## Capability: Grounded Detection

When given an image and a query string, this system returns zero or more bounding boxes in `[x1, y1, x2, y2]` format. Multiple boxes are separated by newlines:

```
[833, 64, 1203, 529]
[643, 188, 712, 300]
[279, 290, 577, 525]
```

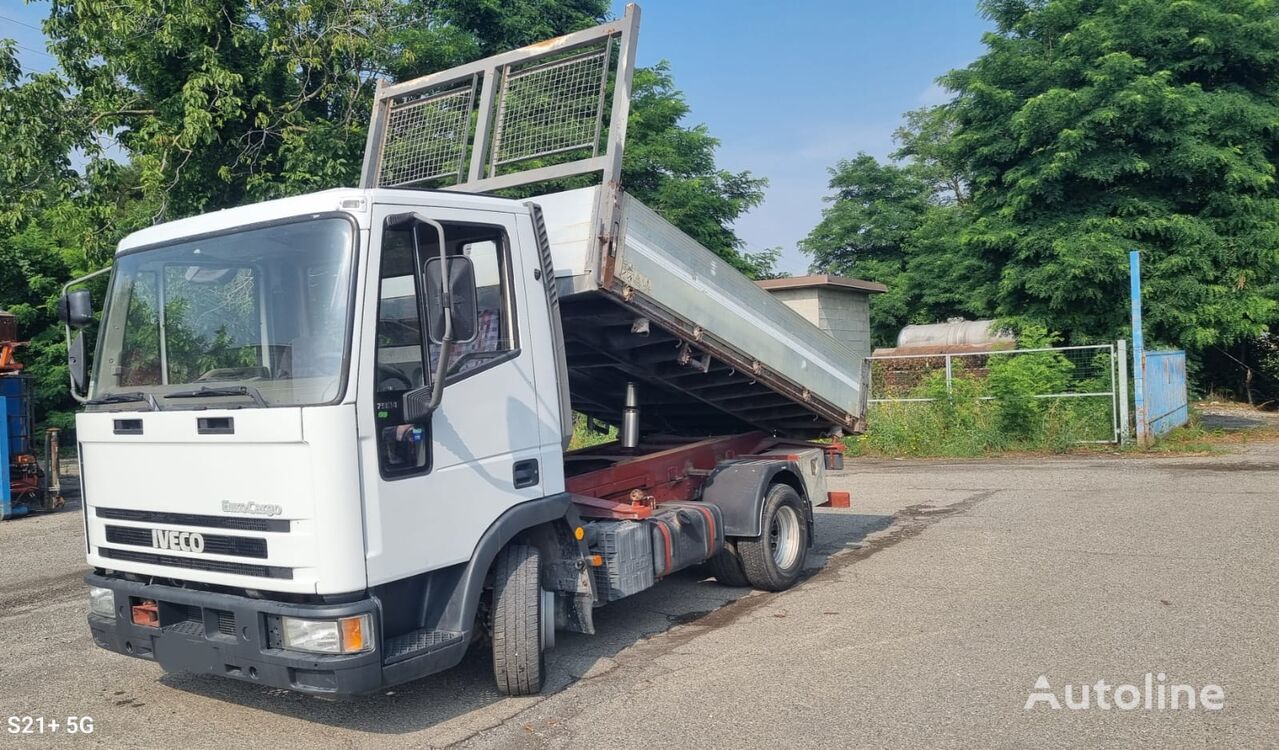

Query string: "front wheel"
[490, 544, 547, 695]
[737, 484, 809, 591]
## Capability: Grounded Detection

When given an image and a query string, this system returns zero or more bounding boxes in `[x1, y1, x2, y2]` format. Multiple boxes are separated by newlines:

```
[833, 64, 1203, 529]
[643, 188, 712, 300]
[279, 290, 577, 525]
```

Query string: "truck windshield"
[89, 216, 357, 409]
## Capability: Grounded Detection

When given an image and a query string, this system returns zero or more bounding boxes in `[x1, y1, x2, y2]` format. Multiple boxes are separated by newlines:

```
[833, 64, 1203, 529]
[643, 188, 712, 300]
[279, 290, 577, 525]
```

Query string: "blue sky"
[2, 0, 991, 275]
[614, 1, 991, 274]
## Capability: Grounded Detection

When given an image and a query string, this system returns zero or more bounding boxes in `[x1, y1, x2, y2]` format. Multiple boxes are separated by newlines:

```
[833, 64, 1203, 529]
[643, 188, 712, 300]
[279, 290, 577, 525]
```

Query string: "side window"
[372, 220, 517, 479]
[374, 224, 429, 477]
[118, 272, 160, 387]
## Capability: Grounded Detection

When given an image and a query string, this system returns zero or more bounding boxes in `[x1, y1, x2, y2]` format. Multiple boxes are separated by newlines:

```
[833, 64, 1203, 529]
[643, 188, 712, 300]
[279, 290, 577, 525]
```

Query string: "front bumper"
[86, 572, 383, 695]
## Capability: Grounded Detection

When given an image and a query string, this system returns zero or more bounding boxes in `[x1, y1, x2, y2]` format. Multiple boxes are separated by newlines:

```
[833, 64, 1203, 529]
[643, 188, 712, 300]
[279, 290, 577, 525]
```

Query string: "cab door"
[357, 204, 548, 586]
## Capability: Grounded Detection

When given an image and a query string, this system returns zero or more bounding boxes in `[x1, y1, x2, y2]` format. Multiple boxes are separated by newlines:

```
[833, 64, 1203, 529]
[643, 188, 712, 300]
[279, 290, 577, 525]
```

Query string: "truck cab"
[74, 188, 580, 693]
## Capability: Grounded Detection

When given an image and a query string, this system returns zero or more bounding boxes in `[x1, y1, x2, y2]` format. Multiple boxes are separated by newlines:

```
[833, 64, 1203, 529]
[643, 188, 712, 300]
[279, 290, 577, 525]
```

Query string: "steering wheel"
[376, 365, 413, 392]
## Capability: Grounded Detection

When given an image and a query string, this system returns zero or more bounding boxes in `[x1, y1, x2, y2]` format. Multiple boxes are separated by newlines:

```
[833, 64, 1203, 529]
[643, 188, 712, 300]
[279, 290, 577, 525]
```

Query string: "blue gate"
[1144, 350, 1188, 438]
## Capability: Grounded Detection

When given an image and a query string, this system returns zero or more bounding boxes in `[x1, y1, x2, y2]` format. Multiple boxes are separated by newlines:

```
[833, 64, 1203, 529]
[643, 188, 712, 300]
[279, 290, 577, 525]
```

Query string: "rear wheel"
[490, 544, 547, 695]
[738, 484, 809, 591]
[708, 542, 750, 587]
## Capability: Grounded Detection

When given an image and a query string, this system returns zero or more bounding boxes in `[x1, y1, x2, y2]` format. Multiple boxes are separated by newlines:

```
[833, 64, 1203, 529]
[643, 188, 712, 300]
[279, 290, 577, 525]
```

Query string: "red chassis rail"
[565, 432, 774, 519]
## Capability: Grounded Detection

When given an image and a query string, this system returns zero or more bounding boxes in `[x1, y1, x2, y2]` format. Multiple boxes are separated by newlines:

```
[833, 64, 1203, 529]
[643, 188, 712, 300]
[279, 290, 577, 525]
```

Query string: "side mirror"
[68, 330, 87, 393]
[424, 256, 478, 344]
[57, 290, 93, 329]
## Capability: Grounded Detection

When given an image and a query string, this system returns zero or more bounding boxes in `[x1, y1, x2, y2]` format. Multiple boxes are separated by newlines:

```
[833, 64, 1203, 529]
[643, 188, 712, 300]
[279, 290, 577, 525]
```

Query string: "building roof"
[755, 274, 888, 294]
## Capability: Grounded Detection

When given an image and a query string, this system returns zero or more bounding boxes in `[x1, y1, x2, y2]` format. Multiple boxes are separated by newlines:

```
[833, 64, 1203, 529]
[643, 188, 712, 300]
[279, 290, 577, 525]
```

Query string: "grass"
[569, 413, 617, 451]
[844, 404, 1279, 459]
[845, 395, 1115, 458]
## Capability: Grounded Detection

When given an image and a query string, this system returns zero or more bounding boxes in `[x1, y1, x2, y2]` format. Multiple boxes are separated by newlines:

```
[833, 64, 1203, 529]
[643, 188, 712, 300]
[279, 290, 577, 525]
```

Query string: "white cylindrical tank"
[896, 320, 1012, 349]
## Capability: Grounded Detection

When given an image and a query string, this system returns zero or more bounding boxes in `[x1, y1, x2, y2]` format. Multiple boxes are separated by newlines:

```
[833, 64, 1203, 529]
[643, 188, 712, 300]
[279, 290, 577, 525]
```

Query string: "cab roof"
[116, 188, 530, 254]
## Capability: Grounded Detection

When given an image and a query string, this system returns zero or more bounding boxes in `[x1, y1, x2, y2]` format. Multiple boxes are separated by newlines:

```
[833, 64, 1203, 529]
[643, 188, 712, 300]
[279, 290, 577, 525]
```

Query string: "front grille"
[99, 547, 292, 579]
[213, 609, 236, 636]
[96, 507, 289, 533]
[104, 525, 268, 559]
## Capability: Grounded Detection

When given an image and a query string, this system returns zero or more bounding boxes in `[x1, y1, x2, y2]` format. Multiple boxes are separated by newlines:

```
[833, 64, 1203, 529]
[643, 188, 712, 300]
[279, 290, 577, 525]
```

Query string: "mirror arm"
[398, 214, 454, 424]
[62, 267, 111, 403]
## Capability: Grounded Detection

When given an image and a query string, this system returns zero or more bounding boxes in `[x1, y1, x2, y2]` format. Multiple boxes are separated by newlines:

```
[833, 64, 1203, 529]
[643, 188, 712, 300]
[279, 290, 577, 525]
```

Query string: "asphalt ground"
[1, 445, 1276, 748]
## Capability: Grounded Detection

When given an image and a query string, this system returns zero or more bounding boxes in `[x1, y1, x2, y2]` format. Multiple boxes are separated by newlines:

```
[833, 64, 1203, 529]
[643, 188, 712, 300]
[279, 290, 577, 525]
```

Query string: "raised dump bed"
[535, 186, 866, 438]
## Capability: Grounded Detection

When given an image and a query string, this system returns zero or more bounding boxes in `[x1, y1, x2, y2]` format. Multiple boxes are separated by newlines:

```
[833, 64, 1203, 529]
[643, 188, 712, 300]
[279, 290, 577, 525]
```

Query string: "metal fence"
[867, 343, 1122, 443]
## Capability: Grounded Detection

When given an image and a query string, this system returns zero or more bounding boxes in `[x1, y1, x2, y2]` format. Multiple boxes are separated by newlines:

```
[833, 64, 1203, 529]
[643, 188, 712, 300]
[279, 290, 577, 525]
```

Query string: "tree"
[41, 0, 604, 216]
[802, 154, 933, 345]
[623, 63, 769, 276]
[944, 0, 1279, 348]
[800, 109, 992, 346]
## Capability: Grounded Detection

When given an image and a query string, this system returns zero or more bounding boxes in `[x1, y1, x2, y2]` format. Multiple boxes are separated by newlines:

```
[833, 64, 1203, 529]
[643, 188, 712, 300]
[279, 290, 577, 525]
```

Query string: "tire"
[708, 542, 750, 587]
[490, 544, 545, 696]
[737, 484, 809, 592]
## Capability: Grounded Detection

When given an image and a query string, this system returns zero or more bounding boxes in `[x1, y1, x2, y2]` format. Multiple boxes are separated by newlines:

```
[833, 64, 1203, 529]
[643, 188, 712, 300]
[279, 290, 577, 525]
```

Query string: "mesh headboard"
[361, 4, 640, 195]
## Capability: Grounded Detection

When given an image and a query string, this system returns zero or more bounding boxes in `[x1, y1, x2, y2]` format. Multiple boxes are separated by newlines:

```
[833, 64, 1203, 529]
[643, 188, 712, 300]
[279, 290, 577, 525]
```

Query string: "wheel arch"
[701, 459, 811, 538]
[433, 493, 576, 635]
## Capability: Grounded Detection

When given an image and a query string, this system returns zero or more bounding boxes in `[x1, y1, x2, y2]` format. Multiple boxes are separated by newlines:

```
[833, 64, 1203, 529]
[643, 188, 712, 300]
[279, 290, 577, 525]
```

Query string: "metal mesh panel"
[378, 80, 477, 188]
[490, 45, 610, 171]
[361, 7, 638, 192]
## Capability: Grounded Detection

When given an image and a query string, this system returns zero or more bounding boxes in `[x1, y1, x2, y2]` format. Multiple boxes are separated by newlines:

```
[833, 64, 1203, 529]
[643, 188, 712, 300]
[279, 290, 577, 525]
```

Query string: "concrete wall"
[767, 287, 873, 366]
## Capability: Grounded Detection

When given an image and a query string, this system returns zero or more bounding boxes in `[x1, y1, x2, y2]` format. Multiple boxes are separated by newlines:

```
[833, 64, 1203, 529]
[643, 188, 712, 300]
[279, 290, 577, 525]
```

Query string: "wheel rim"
[769, 504, 802, 570]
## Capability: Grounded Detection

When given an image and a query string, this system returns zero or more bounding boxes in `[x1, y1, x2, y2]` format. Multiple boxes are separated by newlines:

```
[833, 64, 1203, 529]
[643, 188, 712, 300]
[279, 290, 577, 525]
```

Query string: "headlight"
[281, 614, 373, 654]
[88, 586, 115, 619]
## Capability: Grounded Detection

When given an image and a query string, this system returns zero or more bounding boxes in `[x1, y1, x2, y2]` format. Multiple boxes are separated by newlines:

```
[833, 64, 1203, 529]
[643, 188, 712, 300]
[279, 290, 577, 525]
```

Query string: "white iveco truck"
[59, 6, 866, 696]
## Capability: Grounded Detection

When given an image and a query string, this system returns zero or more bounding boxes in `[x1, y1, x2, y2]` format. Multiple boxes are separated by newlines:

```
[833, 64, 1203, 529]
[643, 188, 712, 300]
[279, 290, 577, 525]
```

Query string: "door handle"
[512, 459, 539, 489]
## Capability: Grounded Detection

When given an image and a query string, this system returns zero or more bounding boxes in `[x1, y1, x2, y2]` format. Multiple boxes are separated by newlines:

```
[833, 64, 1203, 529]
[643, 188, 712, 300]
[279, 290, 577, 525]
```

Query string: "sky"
[612, 0, 992, 274]
[1, 0, 992, 276]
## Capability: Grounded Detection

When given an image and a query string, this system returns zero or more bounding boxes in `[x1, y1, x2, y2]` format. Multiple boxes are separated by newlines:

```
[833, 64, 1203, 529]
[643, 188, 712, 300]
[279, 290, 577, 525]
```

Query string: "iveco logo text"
[222, 500, 283, 517]
[151, 529, 205, 554]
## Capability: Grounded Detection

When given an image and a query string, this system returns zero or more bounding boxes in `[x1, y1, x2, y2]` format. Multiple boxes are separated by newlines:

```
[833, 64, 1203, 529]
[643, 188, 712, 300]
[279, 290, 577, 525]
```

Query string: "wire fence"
[867, 344, 1121, 444]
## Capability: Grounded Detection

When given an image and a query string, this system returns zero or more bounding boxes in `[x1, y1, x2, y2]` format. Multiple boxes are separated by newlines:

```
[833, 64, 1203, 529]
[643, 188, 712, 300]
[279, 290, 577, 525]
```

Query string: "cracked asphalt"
[2, 445, 1277, 748]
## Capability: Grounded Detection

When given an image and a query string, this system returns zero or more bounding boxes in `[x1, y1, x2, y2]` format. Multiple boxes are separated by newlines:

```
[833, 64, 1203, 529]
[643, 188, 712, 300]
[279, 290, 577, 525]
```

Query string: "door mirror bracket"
[59, 268, 111, 402]
[384, 213, 478, 425]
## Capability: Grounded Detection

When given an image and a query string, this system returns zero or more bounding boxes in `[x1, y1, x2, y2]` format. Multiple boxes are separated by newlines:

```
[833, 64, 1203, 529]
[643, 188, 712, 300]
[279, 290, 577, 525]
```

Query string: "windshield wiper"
[86, 391, 161, 411]
[164, 385, 268, 408]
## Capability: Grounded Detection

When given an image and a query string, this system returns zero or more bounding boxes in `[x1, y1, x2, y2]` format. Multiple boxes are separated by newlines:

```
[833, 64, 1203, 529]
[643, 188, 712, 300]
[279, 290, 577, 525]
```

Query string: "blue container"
[0, 375, 33, 458]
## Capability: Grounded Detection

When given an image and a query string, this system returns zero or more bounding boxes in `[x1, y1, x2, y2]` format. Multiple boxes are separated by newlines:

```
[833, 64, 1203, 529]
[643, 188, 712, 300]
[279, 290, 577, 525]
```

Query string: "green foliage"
[985, 324, 1072, 436]
[622, 63, 770, 276]
[946, 0, 1279, 347]
[569, 412, 615, 450]
[808, 0, 1279, 385]
[800, 108, 993, 347]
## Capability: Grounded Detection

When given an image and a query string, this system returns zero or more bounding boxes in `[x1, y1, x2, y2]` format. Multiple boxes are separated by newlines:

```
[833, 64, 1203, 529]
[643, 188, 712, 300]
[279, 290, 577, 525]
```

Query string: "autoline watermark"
[1025, 673, 1225, 711]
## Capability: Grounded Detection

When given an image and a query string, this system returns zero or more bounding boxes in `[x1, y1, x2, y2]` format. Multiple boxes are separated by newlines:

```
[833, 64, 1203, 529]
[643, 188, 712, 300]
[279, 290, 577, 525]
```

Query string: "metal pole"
[1129, 251, 1148, 447]
[944, 354, 953, 395]
[1117, 339, 1130, 444]
[46, 427, 62, 508]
